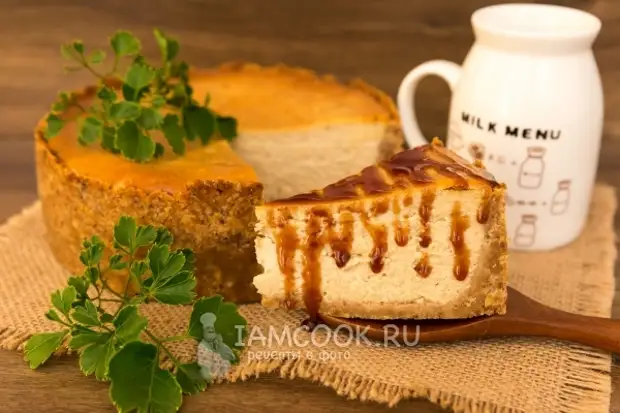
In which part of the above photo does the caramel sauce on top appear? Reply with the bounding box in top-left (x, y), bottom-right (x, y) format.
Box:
top-left (450, 202), bottom-right (471, 281)
top-left (272, 141), bottom-right (499, 205)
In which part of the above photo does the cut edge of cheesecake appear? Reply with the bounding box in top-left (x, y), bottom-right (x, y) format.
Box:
top-left (253, 139), bottom-right (509, 320)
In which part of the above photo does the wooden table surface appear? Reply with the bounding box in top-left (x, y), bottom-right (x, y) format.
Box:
top-left (1, 0), bottom-right (620, 411)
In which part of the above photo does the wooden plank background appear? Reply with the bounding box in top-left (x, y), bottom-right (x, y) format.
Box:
top-left (0, 0), bottom-right (619, 412)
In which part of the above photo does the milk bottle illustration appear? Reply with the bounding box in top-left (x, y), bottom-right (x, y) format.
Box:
top-left (518, 147), bottom-right (546, 189)
top-left (551, 180), bottom-right (571, 215)
top-left (514, 215), bottom-right (537, 248)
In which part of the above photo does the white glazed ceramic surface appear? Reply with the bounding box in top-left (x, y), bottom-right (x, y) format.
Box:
top-left (397, 3), bottom-right (603, 251)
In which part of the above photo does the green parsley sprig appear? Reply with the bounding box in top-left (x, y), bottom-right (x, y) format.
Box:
top-left (24, 216), bottom-right (247, 412)
top-left (44, 29), bottom-right (238, 163)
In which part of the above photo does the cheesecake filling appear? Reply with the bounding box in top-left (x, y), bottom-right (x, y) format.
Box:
top-left (254, 189), bottom-right (494, 320)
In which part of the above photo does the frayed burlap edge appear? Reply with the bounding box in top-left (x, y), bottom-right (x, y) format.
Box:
top-left (0, 185), bottom-right (616, 413)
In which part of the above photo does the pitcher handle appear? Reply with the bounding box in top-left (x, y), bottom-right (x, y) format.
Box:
top-left (397, 60), bottom-right (462, 149)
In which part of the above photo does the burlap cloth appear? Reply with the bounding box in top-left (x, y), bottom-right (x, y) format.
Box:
top-left (0, 184), bottom-right (616, 413)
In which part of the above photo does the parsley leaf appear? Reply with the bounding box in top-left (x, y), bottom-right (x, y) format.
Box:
top-left (44, 114), bottom-right (65, 139)
top-left (80, 235), bottom-right (104, 266)
top-left (153, 28), bottom-right (180, 62)
top-left (154, 142), bottom-right (165, 159)
top-left (130, 260), bottom-right (149, 281)
top-left (135, 225), bottom-right (157, 248)
top-left (69, 329), bottom-right (110, 350)
top-left (124, 63), bottom-right (154, 97)
top-left (109, 101), bottom-right (142, 121)
top-left (183, 106), bottom-right (214, 144)
top-left (115, 120), bottom-right (156, 162)
top-left (110, 30), bottom-right (141, 57)
top-left (176, 363), bottom-right (208, 394)
top-left (139, 107), bottom-right (163, 130)
top-left (101, 126), bottom-right (119, 153)
top-left (216, 116), bottom-right (238, 141)
top-left (45, 310), bottom-right (64, 324)
top-left (88, 49), bottom-right (106, 65)
top-left (162, 114), bottom-right (186, 155)
top-left (80, 338), bottom-right (115, 380)
top-left (147, 245), bottom-right (185, 286)
top-left (113, 306), bottom-right (148, 344)
top-left (24, 331), bottom-right (69, 369)
top-left (113, 216), bottom-right (137, 251)
top-left (68, 276), bottom-right (89, 298)
top-left (109, 254), bottom-right (126, 270)
top-left (51, 286), bottom-right (77, 317)
top-left (72, 301), bottom-right (101, 326)
top-left (97, 86), bottom-right (117, 101)
top-left (109, 342), bottom-right (182, 413)
top-left (155, 228), bottom-right (174, 246)
top-left (151, 271), bottom-right (196, 305)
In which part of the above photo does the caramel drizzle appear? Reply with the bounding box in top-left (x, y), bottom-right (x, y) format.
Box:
top-left (371, 199), bottom-right (390, 216)
top-left (418, 189), bottom-right (436, 248)
top-left (268, 209), bottom-right (298, 309)
top-left (302, 213), bottom-right (324, 320)
top-left (403, 194), bottom-right (413, 207)
top-left (313, 207), bottom-right (354, 268)
top-left (360, 210), bottom-right (388, 274)
top-left (392, 197), bottom-right (409, 247)
top-left (414, 253), bottom-right (432, 278)
top-left (413, 189), bottom-right (436, 277)
top-left (332, 212), bottom-right (354, 268)
top-left (450, 201), bottom-right (470, 281)
top-left (271, 142), bottom-right (499, 205)
top-left (477, 188), bottom-right (492, 224)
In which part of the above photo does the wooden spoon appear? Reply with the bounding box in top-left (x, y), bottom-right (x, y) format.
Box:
top-left (319, 287), bottom-right (620, 352)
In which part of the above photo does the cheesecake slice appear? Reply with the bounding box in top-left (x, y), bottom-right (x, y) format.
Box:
top-left (253, 139), bottom-right (508, 319)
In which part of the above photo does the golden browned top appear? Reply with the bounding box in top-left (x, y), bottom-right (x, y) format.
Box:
top-left (269, 138), bottom-right (502, 205)
top-left (37, 88), bottom-right (259, 193)
top-left (190, 62), bottom-right (397, 130)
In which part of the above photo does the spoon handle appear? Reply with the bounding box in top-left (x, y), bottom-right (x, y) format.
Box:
top-left (505, 309), bottom-right (620, 353)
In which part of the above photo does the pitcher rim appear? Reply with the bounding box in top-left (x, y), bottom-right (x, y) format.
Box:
top-left (471, 3), bottom-right (601, 41)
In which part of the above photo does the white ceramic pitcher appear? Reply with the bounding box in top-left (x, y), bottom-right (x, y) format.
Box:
top-left (397, 3), bottom-right (603, 251)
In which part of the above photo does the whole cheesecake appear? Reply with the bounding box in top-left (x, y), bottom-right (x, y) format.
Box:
top-left (35, 62), bottom-right (403, 303)
top-left (253, 139), bottom-right (508, 319)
